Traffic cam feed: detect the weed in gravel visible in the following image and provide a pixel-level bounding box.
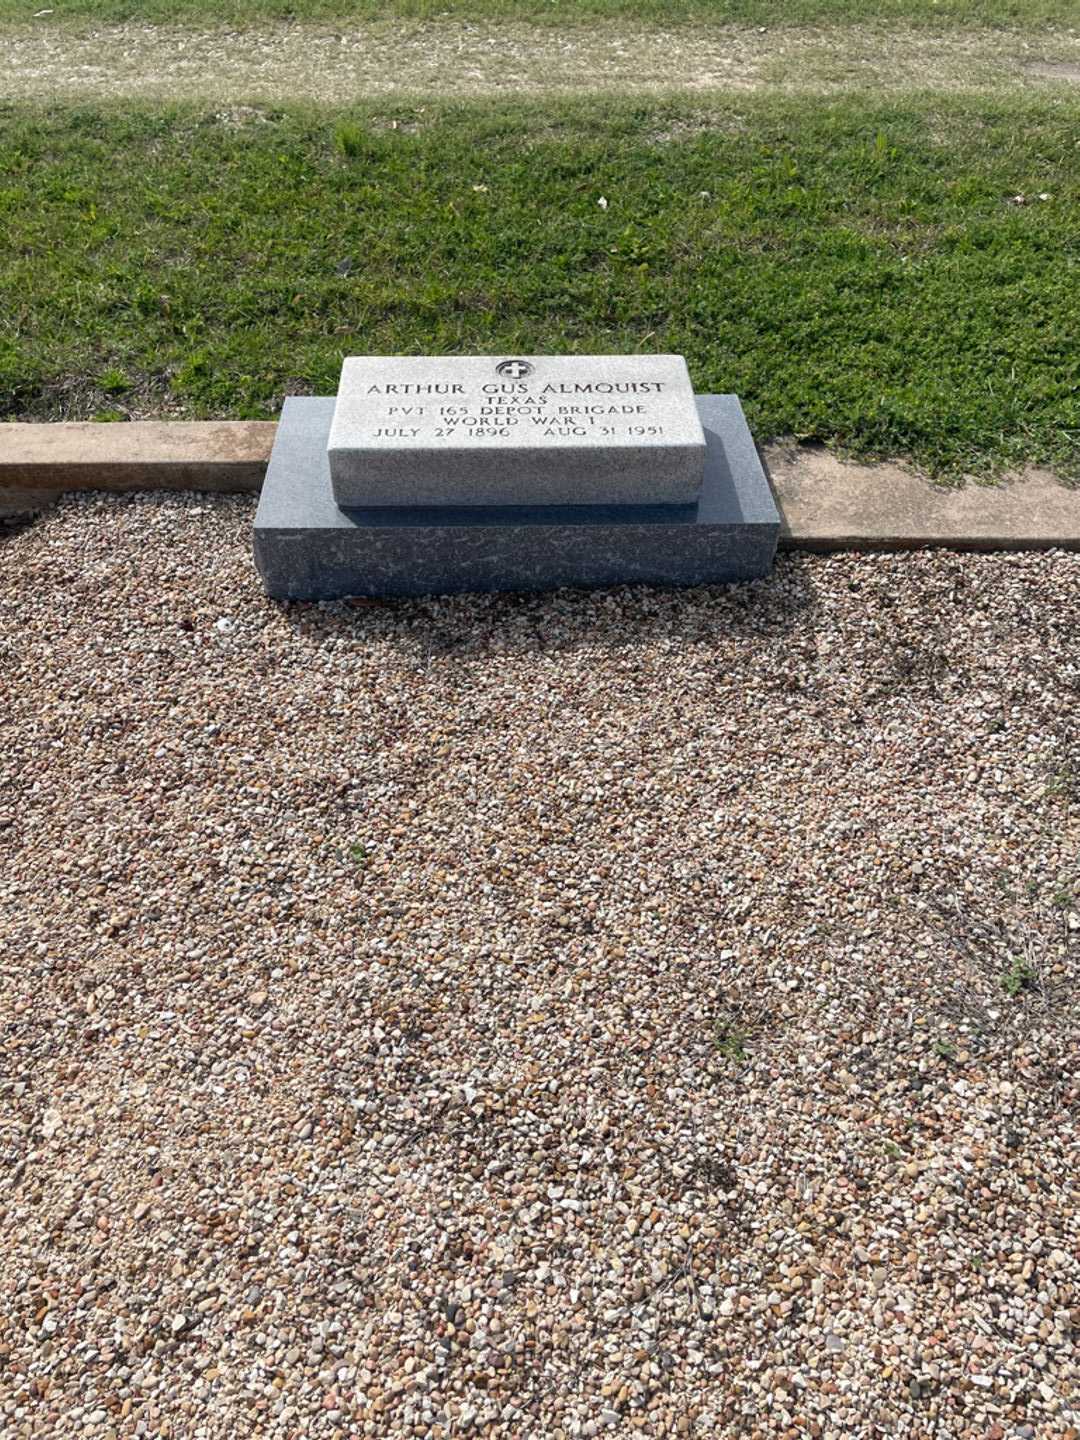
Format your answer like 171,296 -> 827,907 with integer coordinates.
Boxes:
711,1016 -> 751,1062
927,890 -> 1070,1031
999,953 -> 1038,997
1045,760 -> 1079,801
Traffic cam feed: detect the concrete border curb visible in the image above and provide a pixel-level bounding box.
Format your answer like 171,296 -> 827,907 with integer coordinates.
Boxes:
766,442 -> 1080,553
0,421 -> 274,515
2,420 -> 1078,551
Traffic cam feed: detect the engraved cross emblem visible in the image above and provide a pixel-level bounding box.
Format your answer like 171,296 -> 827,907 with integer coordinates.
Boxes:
496,359 -> 533,379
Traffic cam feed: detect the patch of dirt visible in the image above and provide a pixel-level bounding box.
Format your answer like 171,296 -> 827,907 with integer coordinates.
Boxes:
645,113 -> 749,143
1023,59 -> 1080,82
1,20 -> 1079,102
211,103 -> 275,128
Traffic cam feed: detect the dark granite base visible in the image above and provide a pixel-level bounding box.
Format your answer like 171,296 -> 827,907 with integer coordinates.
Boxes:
253,395 -> 780,600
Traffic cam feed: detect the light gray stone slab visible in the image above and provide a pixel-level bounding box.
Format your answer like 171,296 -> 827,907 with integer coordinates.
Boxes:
327,355 -> 706,508
254,395 -> 779,600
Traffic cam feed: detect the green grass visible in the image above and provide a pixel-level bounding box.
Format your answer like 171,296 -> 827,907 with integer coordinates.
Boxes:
2,94 -> 1079,477
1,0 -> 1076,27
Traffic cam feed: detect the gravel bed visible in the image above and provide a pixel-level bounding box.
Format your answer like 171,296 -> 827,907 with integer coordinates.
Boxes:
1,492 -> 1077,1440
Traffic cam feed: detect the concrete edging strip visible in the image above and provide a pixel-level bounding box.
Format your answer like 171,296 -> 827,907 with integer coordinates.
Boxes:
2,420 -> 1078,552
767,443 -> 1080,553
0,420 -> 275,499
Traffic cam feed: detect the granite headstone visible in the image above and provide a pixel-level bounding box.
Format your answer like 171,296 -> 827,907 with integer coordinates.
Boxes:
328,355 -> 706,507
254,355 -> 780,600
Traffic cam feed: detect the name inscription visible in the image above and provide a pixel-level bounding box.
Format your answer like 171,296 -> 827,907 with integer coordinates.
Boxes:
362,377 -> 670,442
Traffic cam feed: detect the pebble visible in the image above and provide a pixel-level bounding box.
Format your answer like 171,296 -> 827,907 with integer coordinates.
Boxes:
0,495 -> 1077,1440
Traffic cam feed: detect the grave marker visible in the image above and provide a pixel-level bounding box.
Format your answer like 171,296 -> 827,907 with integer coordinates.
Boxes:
254,355 -> 779,599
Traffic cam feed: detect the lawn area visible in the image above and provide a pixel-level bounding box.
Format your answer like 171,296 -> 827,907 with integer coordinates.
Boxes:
0,0 -> 1076,27
2,94 -> 1078,478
